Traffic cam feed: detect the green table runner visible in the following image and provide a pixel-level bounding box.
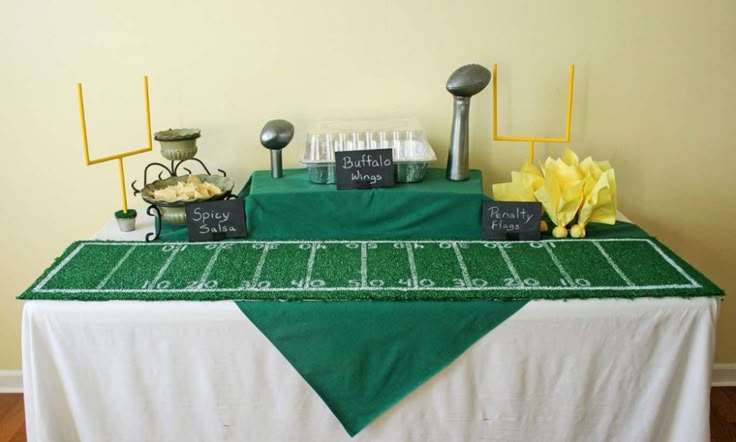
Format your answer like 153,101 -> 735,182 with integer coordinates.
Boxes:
236,300 -> 526,436
19,225 -> 721,301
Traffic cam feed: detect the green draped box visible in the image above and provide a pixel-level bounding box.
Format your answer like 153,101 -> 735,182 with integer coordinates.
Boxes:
238,168 -> 484,240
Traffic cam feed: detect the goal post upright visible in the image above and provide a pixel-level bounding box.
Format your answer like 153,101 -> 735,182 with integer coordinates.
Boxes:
76,76 -> 153,214
492,64 -> 575,163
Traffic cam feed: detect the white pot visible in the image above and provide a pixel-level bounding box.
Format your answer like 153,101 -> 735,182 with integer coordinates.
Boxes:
116,216 -> 137,232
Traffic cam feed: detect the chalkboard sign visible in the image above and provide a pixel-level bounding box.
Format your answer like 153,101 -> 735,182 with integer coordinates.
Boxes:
335,149 -> 395,190
186,199 -> 247,242
482,201 -> 542,241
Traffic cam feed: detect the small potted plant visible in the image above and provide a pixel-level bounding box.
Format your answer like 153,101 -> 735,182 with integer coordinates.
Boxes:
114,209 -> 137,232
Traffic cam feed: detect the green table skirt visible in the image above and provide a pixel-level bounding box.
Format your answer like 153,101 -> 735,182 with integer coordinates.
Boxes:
239,168 -> 485,240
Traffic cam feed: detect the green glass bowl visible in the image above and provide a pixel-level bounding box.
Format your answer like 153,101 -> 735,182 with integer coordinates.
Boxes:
154,128 -> 201,161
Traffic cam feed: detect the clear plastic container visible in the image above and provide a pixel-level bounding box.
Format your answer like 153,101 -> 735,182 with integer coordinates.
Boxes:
301,118 -> 437,184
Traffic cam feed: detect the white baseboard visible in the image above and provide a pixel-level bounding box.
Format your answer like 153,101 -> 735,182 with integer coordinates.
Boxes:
0,370 -> 23,393
712,363 -> 736,387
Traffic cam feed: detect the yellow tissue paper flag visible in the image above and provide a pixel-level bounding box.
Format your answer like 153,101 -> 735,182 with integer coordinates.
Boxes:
578,169 -> 617,226
493,147 -> 618,239
534,157 -> 585,236
492,162 -> 544,202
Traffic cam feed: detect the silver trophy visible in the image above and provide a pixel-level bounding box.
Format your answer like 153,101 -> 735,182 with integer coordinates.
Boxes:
260,119 -> 295,179
445,64 -> 492,181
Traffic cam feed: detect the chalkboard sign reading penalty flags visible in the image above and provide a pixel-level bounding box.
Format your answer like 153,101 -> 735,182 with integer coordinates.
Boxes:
335,149 -> 395,190
482,201 -> 542,241
186,199 -> 247,242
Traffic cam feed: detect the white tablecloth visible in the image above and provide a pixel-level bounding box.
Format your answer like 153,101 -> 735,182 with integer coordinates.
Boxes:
22,297 -> 718,442
22,214 -> 720,440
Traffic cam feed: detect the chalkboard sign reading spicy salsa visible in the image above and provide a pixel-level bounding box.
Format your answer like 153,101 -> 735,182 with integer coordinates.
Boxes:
482,201 -> 542,241
335,149 -> 395,190
186,199 -> 247,242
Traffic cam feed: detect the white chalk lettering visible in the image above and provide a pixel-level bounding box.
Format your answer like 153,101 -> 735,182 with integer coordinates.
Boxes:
490,219 -> 521,231
341,153 -> 391,170
199,222 -> 238,234
487,206 -> 535,225
193,207 -> 231,224
351,170 -> 383,184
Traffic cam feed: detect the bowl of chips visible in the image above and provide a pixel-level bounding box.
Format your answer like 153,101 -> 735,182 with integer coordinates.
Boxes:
142,174 -> 234,225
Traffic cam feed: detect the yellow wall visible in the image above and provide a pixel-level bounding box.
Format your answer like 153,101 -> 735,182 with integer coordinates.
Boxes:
1,0 -> 734,369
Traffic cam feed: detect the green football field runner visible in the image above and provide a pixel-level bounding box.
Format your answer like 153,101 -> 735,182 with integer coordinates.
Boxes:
20,238 -> 722,301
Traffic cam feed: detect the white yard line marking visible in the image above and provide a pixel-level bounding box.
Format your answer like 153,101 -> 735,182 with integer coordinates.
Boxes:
35,283 -> 701,294
150,245 -> 183,287
304,243 -> 318,287
197,244 -> 224,288
452,243 -> 472,288
405,243 -> 419,288
33,243 -> 87,291
498,247 -> 521,283
96,244 -> 138,289
250,244 -> 270,287
543,243 -> 575,286
361,243 -> 368,288
647,241 -> 701,287
593,241 -> 635,287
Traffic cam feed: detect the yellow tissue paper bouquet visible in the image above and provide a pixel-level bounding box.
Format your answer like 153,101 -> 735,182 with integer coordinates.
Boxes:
492,148 -> 617,238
